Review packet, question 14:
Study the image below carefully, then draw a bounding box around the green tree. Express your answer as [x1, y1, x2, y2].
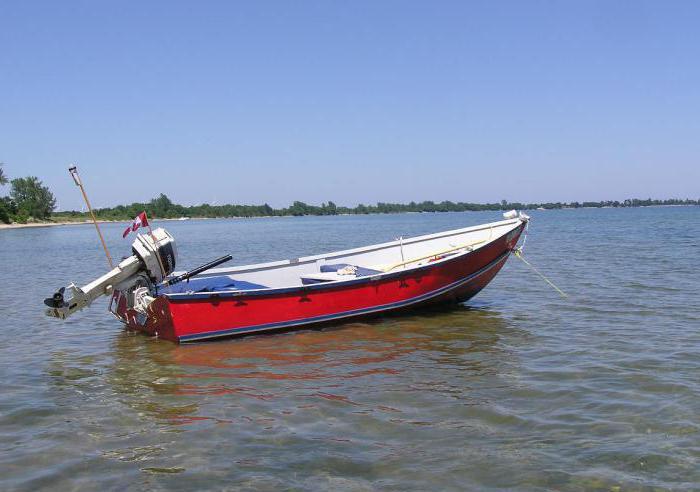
[148, 193, 175, 218]
[10, 176, 56, 220]
[0, 197, 13, 224]
[0, 164, 11, 223]
[288, 201, 309, 216]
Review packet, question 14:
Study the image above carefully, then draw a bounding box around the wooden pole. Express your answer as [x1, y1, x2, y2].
[68, 166, 114, 269]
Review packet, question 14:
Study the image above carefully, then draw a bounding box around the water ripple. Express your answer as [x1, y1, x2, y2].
[1, 208, 699, 490]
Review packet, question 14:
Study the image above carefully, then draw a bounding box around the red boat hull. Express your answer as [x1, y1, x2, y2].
[114, 222, 525, 342]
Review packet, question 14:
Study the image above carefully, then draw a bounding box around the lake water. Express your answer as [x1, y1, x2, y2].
[0, 207, 698, 491]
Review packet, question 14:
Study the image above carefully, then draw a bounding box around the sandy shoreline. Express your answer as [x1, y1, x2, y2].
[0, 220, 115, 230]
[0, 217, 202, 230]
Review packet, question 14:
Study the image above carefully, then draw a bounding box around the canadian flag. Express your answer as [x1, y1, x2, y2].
[123, 211, 149, 238]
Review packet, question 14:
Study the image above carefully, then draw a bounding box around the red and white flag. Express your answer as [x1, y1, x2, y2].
[123, 211, 149, 238]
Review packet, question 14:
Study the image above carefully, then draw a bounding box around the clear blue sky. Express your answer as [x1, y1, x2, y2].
[1, 1, 698, 210]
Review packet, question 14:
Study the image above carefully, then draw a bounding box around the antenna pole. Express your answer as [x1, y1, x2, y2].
[68, 166, 114, 269]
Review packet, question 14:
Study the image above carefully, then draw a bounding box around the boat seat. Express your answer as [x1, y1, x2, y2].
[301, 263, 382, 285]
[160, 275, 268, 294]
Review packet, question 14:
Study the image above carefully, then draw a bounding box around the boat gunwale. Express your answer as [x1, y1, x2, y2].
[175, 217, 521, 276]
[164, 219, 523, 301]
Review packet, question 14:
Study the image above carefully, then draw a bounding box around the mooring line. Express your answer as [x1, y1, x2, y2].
[513, 249, 568, 298]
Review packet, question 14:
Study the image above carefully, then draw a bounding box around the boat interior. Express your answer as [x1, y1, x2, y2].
[160, 217, 522, 295]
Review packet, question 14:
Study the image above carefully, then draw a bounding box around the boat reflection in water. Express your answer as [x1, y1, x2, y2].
[107, 304, 523, 427]
[41, 305, 529, 483]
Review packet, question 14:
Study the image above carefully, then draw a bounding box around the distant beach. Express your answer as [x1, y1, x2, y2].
[0, 217, 205, 230]
[0, 220, 108, 230]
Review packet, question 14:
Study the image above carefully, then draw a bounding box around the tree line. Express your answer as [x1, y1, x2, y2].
[0, 163, 698, 224]
[53, 193, 700, 221]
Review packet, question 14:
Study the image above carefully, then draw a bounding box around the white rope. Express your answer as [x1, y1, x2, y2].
[513, 248, 568, 298]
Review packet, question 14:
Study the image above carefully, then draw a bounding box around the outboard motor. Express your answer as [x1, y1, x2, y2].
[44, 228, 177, 319]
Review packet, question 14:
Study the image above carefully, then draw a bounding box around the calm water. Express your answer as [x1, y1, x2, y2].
[0, 208, 698, 491]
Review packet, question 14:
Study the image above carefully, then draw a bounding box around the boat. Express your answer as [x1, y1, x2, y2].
[44, 211, 529, 342]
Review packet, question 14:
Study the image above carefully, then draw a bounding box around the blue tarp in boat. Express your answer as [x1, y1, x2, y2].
[160, 275, 268, 294]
